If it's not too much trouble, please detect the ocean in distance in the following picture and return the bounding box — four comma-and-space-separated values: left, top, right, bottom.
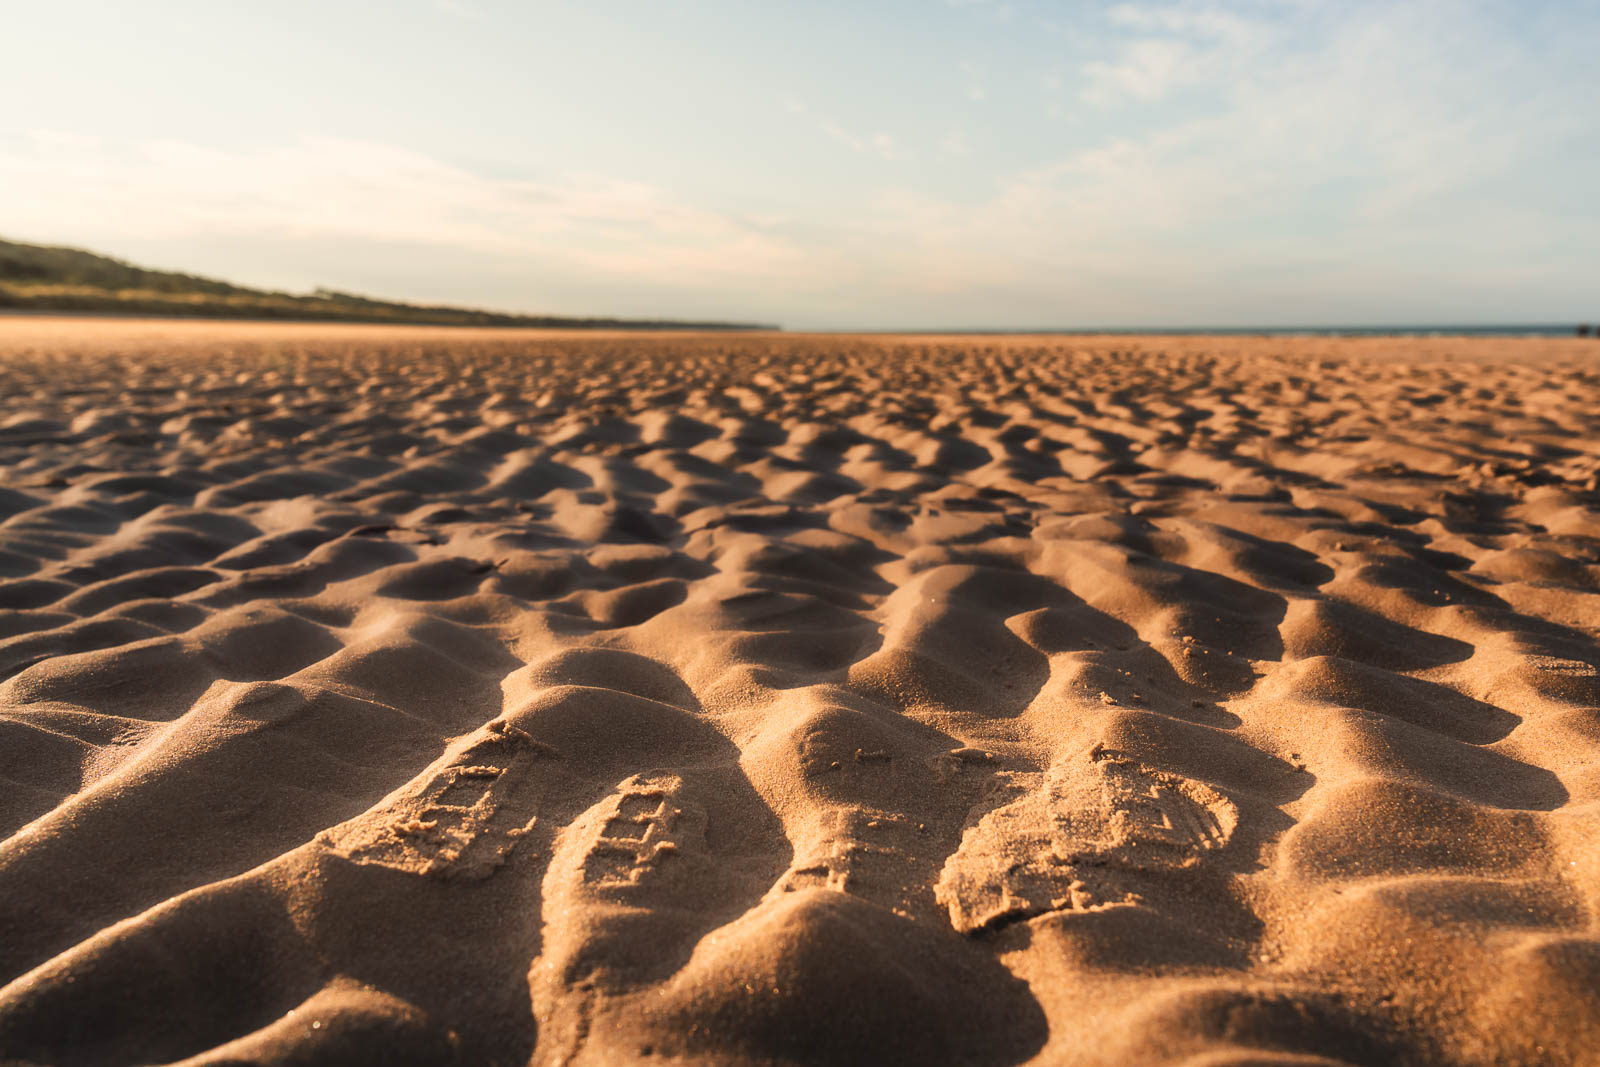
858, 324, 1595, 337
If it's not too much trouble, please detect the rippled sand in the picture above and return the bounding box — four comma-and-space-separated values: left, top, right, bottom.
2, 318, 1598, 1065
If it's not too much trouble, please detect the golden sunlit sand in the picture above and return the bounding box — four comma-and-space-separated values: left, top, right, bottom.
2, 318, 1599, 1064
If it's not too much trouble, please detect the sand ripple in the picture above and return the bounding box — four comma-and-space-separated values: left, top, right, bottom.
1, 320, 1599, 1064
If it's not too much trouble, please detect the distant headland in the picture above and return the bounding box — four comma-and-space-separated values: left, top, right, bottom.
0, 238, 777, 331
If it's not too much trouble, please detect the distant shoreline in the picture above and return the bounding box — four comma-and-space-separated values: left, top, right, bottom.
845, 324, 1592, 338
2, 310, 1589, 339
0, 236, 779, 332
0, 306, 781, 332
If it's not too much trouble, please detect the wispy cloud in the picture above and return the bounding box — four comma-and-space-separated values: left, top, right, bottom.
0, 133, 812, 293
4, 1, 1595, 328
784, 98, 907, 159
1083, 2, 1272, 104
834, 1, 1600, 323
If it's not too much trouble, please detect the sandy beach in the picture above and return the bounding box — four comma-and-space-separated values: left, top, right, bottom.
1, 317, 1598, 1065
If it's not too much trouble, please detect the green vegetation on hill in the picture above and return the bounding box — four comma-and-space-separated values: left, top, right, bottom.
0, 237, 775, 331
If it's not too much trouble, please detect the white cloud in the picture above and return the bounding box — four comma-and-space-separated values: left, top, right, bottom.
784, 99, 908, 160
1105, 3, 1261, 40
1083, 2, 1274, 104
3, 0, 1595, 329
0, 132, 811, 290
1082, 38, 1192, 102
784, 0, 1600, 325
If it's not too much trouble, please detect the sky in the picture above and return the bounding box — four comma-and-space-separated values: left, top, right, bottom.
4, 0, 1598, 329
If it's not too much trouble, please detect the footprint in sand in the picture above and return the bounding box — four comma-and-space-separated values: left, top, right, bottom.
530, 750, 1047, 1066
571, 772, 697, 897
531, 769, 777, 1064
318, 720, 557, 880
935, 743, 1238, 934
534, 770, 719, 996
768, 806, 929, 918
749, 701, 998, 923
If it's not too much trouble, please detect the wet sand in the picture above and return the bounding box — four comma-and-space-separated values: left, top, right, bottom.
1, 318, 1598, 1065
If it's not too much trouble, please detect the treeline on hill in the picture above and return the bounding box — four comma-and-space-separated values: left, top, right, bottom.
0, 238, 775, 330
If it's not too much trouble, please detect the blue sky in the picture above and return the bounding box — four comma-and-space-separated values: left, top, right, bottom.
4, 0, 1598, 328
